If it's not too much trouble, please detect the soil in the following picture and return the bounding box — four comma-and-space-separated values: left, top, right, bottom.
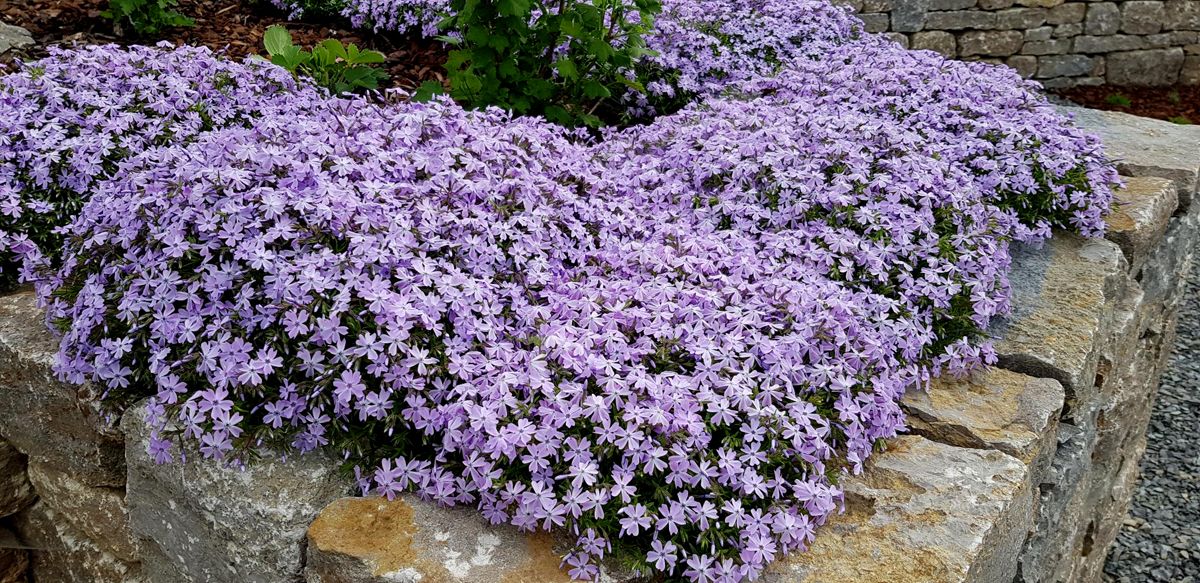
0, 0, 446, 91
1055, 85, 1200, 126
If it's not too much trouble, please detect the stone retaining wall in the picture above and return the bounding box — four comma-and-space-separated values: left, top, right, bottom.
1, 108, 1199, 583
840, 0, 1200, 87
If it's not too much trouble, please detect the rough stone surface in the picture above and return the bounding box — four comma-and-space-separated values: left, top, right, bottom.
1104, 176, 1180, 274
1164, 0, 1200, 30
1008, 54, 1040, 75
1087, 2, 1123, 35
763, 436, 1033, 583
25, 462, 137, 562
1036, 54, 1096, 76
122, 403, 352, 583
1066, 105, 1200, 208
11, 502, 143, 583
960, 30, 1025, 55
1074, 34, 1147, 52
0, 442, 32, 520
305, 497, 577, 583
912, 30, 959, 55
991, 233, 1126, 411
0, 527, 27, 583
903, 369, 1064, 484
0, 290, 125, 487
1122, 1, 1166, 34
926, 10, 998, 28
1048, 2, 1087, 23
0, 23, 32, 55
1107, 47, 1186, 84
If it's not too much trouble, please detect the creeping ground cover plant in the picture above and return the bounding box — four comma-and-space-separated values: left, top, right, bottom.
1, 1, 1120, 581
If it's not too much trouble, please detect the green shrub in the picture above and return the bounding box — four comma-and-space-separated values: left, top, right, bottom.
102, 0, 194, 36
421, 0, 662, 127
260, 25, 389, 94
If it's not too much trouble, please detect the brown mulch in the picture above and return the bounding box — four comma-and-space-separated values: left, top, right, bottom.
0, 0, 446, 91
1055, 85, 1200, 126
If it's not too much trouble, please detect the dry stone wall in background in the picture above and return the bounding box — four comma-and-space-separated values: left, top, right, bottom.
0, 109, 1199, 582
839, 0, 1200, 87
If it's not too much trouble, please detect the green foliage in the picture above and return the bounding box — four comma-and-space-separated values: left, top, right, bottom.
1168, 90, 1183, 105
260, 25, 389, 94
421, 0, 662, 128
1104, 93, 1133, 108
102, 0, 194, 36
1168, 115, 1193, 125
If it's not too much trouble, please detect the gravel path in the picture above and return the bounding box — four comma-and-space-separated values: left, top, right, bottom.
1104, 272, 1200, 582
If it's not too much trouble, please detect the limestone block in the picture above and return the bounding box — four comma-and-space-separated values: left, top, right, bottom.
764, 436, 1034, 583
1016, 0, 1063, 7
991, 233, 1126, 417
11, 501, 143, 583
903, 368, 1064, 485
305, 497, 578, 583
1064, 105, 1200, 208
980, 0, 1017, 8
0, 290, 125, 487
1085, 2, 1121, 35
1182, 54, 1200, 84
859, 12, 891, 32
884, 32, 911, 48
960, 30, 1025, 55
1105, 177, 1179, 274
1107, 47, 1186, 85
25, 462, 137, 561
122, 403, 352, 583
1121, 1, 1166, 34
0, 441, 32, 519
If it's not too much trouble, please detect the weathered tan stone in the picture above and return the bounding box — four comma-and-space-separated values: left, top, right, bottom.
0, 290, 125, 487
903, 369, 1064, 484
122, 402, 352, 583
305, 497, 577, 583
0, 441, 33, 519
1105, 176, 1180, 274
26, 462, 137, 561
991, 233, 1126, 416
764, 436, 1033, 583
11, 501, 143, 583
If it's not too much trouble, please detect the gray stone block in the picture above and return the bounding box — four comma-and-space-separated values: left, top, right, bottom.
929, 0, 978, 9
0, 23, 32, 56
961, 30, 1025, 55
26, 462, 138, 562
11, 501, 144, 583
926, 10, 998, 29
1165, 0, 1200, 30
122, 403, 353, 583
913, 30, 959, 55
0, 290, 125, 488
1054, 22, 1084, 37
859, 12, 892, 32
1008, 54, 1040, 76
1023, 38, 1071, 54
1074, 34, 1147, 53
1036, 53, 1096, 76
893, 0, 930, 32
1085, 2, 1121, 35
1122, 1, 1166, 34
1107, 47, 1186, 85
998, 7, 1049, 29
1047, 2, 1087, 24
1025, 25, 1054, 40
1064, 105, 1200, 208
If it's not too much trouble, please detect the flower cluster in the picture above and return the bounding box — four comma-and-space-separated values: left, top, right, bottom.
7, 2, 1120, 581
0, 43, 325, 288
